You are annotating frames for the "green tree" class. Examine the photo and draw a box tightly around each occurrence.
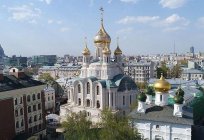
[170,64,182,78]
[62,112,99,140]
[99,108,141,140]
[156,62,169,78]
[38,73,54,84]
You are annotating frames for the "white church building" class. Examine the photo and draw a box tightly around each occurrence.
[130,75,194,140]
[60,9,138,123]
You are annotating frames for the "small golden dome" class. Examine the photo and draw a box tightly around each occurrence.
[154,74,171,93]
[114,46,122,55]
[82,46,90,56]
[102,45,111,55]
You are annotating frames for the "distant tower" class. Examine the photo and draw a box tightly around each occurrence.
[190,46,195,57]
[94,7,111,60]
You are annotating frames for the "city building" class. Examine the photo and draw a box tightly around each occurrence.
[44,86,55,114]
[38,64,81,79]
[60,9,138,123]
[124,60,154,83]
[0,67,47,140]
[32,55,57,66]
[130,75,204,140]
[181,69,204,80]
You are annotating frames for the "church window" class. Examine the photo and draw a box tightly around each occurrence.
[96,86,100,95]
[16,121,19,128]
[21,119,24,127]
[15,98,18,105]
[155,135,163,140]
[160,95,162,102]
[32,94,36,101]
[78,84,81,93]
[15,110,18,117]
[37,93,41,99]
[78,98,81,106]
[20,108,23,115]
[96,100,100,108]
[156,125,160,129]
[123,96,125,105]
[27,95,30,102]
[86,99,90,107]
[87,82,90,94]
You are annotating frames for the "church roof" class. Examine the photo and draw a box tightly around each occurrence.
[129,105,193,125]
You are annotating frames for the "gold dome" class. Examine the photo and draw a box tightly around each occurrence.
[102,45,111,55]
[114,46,122,55]
[154,74,171,93]
[82,46,90,56]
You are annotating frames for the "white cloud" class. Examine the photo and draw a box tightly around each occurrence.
[108,0,113,4]
[117,14,189,32]
[117,16,160,24]
[60,27,70,32]
[39,0,53,5]
[8,5,41,23]
[48,19,53,24]
[57,20,62,25]
[196,17,204,28]
[116,27,133,35]
[159,0,187,9]
[120,0,139,4]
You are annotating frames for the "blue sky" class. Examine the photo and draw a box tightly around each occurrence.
[0,0,204,56]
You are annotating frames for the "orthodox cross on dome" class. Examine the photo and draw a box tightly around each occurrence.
[99,7,104,24]
[117,37,119,46]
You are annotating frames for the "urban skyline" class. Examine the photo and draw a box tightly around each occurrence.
[0,0,204,56]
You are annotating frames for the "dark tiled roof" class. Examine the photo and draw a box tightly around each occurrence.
[0,74,44,92]
[129,105,193,125]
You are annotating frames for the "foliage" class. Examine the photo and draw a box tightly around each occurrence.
[179,59,188,67]
[156,61,169,78]
[38,73,54,84]
[62,109,141,140]
[99,108,141,140]
[62,112,99,140]
[170,64,182,78]
[193,96,204,125]
[136,82,148,90]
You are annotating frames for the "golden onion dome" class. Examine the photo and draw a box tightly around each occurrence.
[94,23,111,44]
[114,46,122,55]
[102,45,111,55]
[82,45,90,56]
[154,74,171,93]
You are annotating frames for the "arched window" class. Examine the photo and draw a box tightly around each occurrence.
[20,108,23,115]
[96,85,100,95]
[27,95,30,102]
[130,95,132,105]
[15,110,18,117]
[21,119,24,127]
[32,94,36,101]
[16,121,19,128]
[86,99,90,107]
[39,113,42,120]
[29,117,32,123]
[38,103,41,110]
[78,84,81,93]
[34,115,37,122]
[87,82,90,94]
[15,98,18,105]
[123,96,125,105]
[78,98,81,106]
[96,100,100,108]
[28,106,31,113]
[37,93,41,99]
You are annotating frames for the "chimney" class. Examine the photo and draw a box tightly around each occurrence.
[137,92,147,114]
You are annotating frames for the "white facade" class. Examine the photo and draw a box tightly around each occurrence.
[135,120,191,140]
[44,86,55,113]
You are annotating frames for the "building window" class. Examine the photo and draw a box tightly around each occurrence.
[20,97,23,104]
[78,98,81,106]
[32,94,36,101]
[87,82,90,94]
[86,99,90,107]
[20,108,23,115]
[21,119,24,127]
[38,103,41,110]
[39,114,42,120]
[96,85,99,95]
[29,127,32,133]
[15,110,18,117]
[34,126,38,132]
[78,84,81,93]
[39,124,42,130]
[52,96,54,100]
[33,105,36,111]
[155,135,163,140]
[29,117,32,123]
[34,115,37,122]
[96,100,100,108]
[130,95,132,105]
[16,121,19,128]
[48,96,50,101]
[156,125,160,129]
[28,106,31,113]
[15,98,18,105]
[37,93,41,99]
[27,95,30,102]
[160,95,162,102]
[123,96,125,105]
